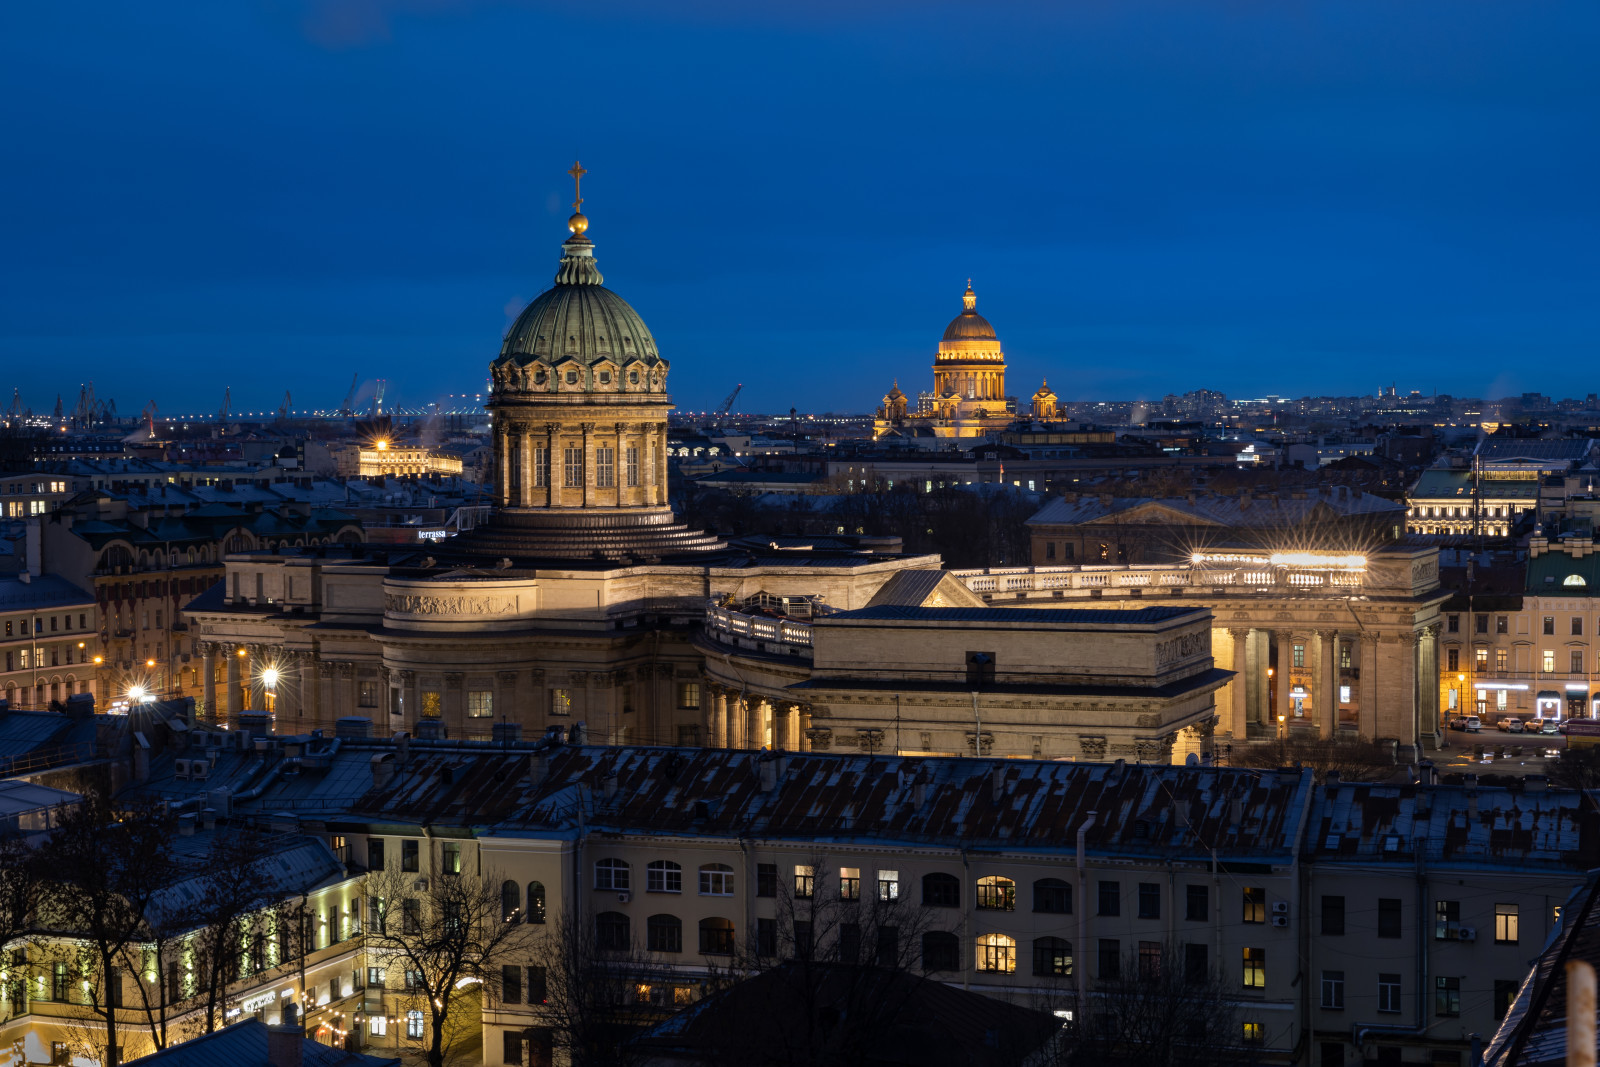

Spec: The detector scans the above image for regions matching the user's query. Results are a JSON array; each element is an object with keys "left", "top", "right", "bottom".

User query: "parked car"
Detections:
[
  {"left": 1497, "top": 717, "right": 1524, "bottom": 733},
  {"left": 1537, "top": 719, "right": 1561, "bottom": 735},
  {"left": 1463, "top": 716, "right": 1482, "bottom": 732}
]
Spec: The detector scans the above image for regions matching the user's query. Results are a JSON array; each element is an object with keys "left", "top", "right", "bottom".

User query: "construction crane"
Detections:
[
  {"left": 141, "top": 400, "right": 158, "bottom": 438},
  {"left": 369, "top": 379, "right": 387, "bottom": 418},
  {"left": 339, "top": 372, "right": 359, "bottom": 417},
  {"left": 218, "top": 387, "right": 231, "bottom": 422},
  {"left": 715, "top": 383, "right": 743, "bottom": 426},
  {"left": 277, "top": 391, "right": 291, "bottom": 421}
]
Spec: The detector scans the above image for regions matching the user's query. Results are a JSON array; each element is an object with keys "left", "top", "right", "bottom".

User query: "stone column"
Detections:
[
  {"left": 784, "top": 702, "right": 801, "bottom": 751},
  {"left": 1360, "top": 634, "right": 1380, "bottom": 739},
  {"left": 1419, "top": 626, "right": 1440, "bottom": 749},
  {"left": 495, "top": 431, "right": 509, "bottom": 507},
  {"left": 799, "top": 706, "right": 813, "bottom": 752},
  {"left": 519, "top": 429, "right": 534, "bottom": 507},
  {"left": 1227, "top": 628, "right": 1249, "bottom": 738},
  {"left": 753, "top": 698, "right": 769, "bottom": 750},
  {"left": 399, "top": 670, "right": 416, "bottom": 725},
  {"left": 544, "top": 423, "right": 559, "bottom": 507},
  {"left": 714, "top": 689, "right": 729, "bottom": 748},
  {"left": 200, "top": 642, "right": 216, "bottom": 722},
  {"left": 581, "top": 423, "right": 595, "bottom": 507},
  {"left": 1250, "top": 629, "right": 1271, "bottom": 727},
  {"left": 729, "top": 694, "right": 747, "bottom": 749},
  {"left": 656, "top": 424, "right": 670, "bottom": 506},
  {"left": 225, "top": 647, "right": 242, "bottom": 721},
  {"left": 614, "top": 422, "right": 626, "bottom": 506},
  {"left": 1317, "top": 630, "right": 1338, "bottom": 740},
  {"left": 1274, "top": 631, "right": 1292, "bottom": 734}
]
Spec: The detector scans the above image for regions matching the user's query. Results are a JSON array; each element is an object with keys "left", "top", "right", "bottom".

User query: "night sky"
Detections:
[{"left": 4, "top": 1, "right": 1598, "bottom": 416}]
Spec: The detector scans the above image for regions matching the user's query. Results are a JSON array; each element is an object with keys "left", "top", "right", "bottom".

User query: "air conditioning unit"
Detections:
[
  {"left": 1271, "top": 901, "right": 1289, "bottom": 915},
  {"left": 1457, "top": 926, "right": 1476, "bottom": 942},
  {"left": 174, "top": 759, "right": 191, "bottom": 780},
  {"left": 1270, "top": 915, "right": 1290, "bottom": 928},
  {"left": 191, "top": 762, "right": 210, "bottom": 781},
  {"left": 617, "top": 891, "right": 632, "bottom": 903},
  {"left": 413, "top": 877, "right": 430, "bottom": 891}
]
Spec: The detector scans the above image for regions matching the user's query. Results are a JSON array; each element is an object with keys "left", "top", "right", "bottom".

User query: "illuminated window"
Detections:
[
  {"left": 793, "top": 865, "right": 814, "bottom": 899},
  {"left": 1242, "top": 887, "right": 1266, "bottom": 924},
  {"left": 676, "top": 683, "right": 700, "bottom": 709},
  {"left": 976, "top": 876, "right": 1016, "bottom": 911},
  {"left": 976, "top": 933, "right": 1016, "bottom": 973},
  {"left": 405, "top": 1010, "right": 424, "bottom": 1038},
  {"left": 1476, "top": 648, "right": 1489, "bottom": 670},
  {"left": 1543, "top": 650, "right": 1555, "bottom": 674},
  {"left": 1242, "top": 947, "right": 1266, "bottom": 989},
  {"left": 1495, "top": 904, "right": 1519, "bottom": 945},
  {"left": 549, "top": 689, "right": 572, "bottom": 716},
  {"left": 839, "top": 867, "right": 861, "bottom": 901},
  {"left": 466, "top": 690, "right": 493, "bottom": 718},
  {"left": 1496, "top": 648, "right": 1507, "bottom": 672},
  {"left": 1292, "top": 644, "right": 1305, "bottom": 668},
  {"left": 1243, "top": 1022, "right": 1263, "bottom": 1045},
  {"left": 877, "top": 870, "right": 899, "bottom": 902}
]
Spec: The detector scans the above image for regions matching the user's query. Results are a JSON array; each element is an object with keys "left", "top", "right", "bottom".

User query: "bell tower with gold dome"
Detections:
[{"left": 458, "top": 163, "right": 722, "bottom": 561}]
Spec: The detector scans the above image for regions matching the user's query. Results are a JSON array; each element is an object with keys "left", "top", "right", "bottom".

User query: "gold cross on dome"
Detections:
[{"left": 568, "top": 160, "right": 587, "bottom": 213}]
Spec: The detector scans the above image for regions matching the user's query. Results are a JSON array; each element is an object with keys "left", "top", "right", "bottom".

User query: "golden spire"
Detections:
[
  {"left": 567, "top": 160, "right": 590, "bottom": 236},
  {"left": 963, "top": 279, "right": 977, "bottom": 312}
]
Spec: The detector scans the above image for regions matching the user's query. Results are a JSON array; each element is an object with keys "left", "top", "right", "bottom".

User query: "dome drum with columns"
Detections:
[{"left": 459, "top": 167, "right": 721, "bottom": 561}]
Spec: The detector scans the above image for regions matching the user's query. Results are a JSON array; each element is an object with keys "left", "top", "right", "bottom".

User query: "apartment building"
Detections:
[
  {"left": 0, "top": 573, "right": 99, "bottom": 708},
  {"left": 1438, "top": 535, "right": 1600, "bottom": 722},
  {"left": 58, "top": 721, "right": 1592, "bottom": 1067}
]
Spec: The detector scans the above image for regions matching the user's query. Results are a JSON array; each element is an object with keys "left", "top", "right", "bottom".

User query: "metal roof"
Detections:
[{"left": 123, "top": 1017, "right": 396, "bottom": 1067}]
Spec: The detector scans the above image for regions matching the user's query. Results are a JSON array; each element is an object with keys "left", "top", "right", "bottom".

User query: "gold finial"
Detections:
[{"left": 962, "top": 279, "right": 977, "bottom": 312}]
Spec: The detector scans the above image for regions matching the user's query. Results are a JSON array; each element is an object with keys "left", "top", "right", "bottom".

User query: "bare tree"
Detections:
[
  {"left": 180, "top": 831, "right": 288, "bottom": 1034},
  {"left": 0, "top": 829, "right": 44, "bottom": 947},
  {"left": 1064, "top": 942, "right": 1249, "bottom": 1067},
  {"left": 529, "top": 907, "right": 675, "bottom": 1067},
  {"left": 366, "top": 862, "right": 537, "bottom": 1067},
  {"left": 34, "top": 792, "right": 174, "bottom": 1067},
  {"left": 694, "top": 858, "right": 948, "bottom": 1067},
  {"left": 1225, "top": 736, "right": 1398, "bottom": 783}
]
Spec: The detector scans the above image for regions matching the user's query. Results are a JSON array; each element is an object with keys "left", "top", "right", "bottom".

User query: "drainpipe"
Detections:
[
  {"left": 961, "top": 848, "right": 971, "bottom": 991},
  {"left": 1076, "top": 812, "right": 1098, "bottom": 1011}
]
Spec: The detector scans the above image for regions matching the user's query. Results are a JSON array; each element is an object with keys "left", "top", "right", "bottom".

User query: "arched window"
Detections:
[
  {"left": 698, "top": 917, "right": 735, "bottom": 956},
  {"left": 1033, "top": 878, "right": 1072, "bottom": 914},
  {"left": 922, "top": 931, "right": 959, "bottom": 972},
  {"left": 595, "top": 912, "right": 630, "bottom": 952},
  {"left": 976, "top": 876, "right": 1015, "bottom": 912},
  {"left": 527, "top": 882, "right": 546, "bottom": 924},
  {"left": 699, "top": 863, "right": 734, "bottom": 896},
  {"left": 976, "top": 933, "right": 1016, "bottom": 973},
  {"left": 501, "top": 880, "right": 521, "bottom": 923},
  {"left": 647, "top": 914, "right": 682, "bottom": 953},
  {"left": 646, "top": 860, "right": 682, "bottom": 894},
  {"left": 595, "top": 858, "right": 630, "bottom": 891},
  {"left": 1033, "top": 937, "right": 1072, "bottom": 977},
  {"left": 923, "top": 872, "right": 960, "bottom": 908}
]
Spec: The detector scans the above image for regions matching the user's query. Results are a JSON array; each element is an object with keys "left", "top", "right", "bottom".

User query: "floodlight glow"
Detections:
[
  {"left": 127, "top": 685, "right": 148, "bottom": 703},
  {"left": 262, "top": 668, "right": 281, "bottom": 689},
  {"left": 1267, "top": 552, "right": 1367, "bottom": 571}
]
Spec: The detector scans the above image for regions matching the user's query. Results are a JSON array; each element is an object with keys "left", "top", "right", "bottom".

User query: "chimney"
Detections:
[
  {"left": 335, "top": 717, "right": 372, "bottom": 740},
  {"left": 200, "top": 808, "right": 216, "bottom": 831},
  {"left": 371, "top": 753, "right": 395, "bottom": 789},
  {"left": 529, "top": 752, "right": 550, "bottom": 788},
  {"left": 758, "top": 758, "right": 777, "bottom": 793},
  {"left": 991, "top": 765, "right": 1006, "bottom": 802},
  {"left": 267, "top": 1018, "right": 304, "bottom": 1067},
  {"left": 601, "top": 773, "right": 618, "bottom": 801},
  {"left": 178, "top": 812, "right": 197, "bottom": 836},
  {"left": 912, "top": 776, "right": 928, "bottom": 809}
]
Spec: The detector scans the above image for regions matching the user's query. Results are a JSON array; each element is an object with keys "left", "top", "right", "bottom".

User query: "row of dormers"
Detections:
[{"left": 491, "top": 354, "right": 670, "bottom": 396}]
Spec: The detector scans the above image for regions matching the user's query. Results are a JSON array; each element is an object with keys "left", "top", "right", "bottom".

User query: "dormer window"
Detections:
[
  {"left": 1565, "top": 574, "right": 1587, "bottom": 587},
  {"left": 629, "top": 371, "right": 640, "bottom": 385},
  {"left": 566, "top": 371, "right": 579, "bottom": 385},
  {"left": 599, "top": 371, "right": 611, "bottom": 384}
]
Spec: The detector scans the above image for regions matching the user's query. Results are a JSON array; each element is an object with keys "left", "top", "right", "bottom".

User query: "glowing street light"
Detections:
[
  {"left": 128, "top": 685, "right": 149, "bottom": 703},
  {"left": 262, "top": 668, "right": 281, "bottom": 690}
]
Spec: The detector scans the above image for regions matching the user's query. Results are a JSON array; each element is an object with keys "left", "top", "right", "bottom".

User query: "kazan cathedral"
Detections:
[
  {"left": 873, "top": 282, "right": 1058, "bottom": 440},
  {"left": 182, "top": 168, "right": 1224, "bottom": 767}
]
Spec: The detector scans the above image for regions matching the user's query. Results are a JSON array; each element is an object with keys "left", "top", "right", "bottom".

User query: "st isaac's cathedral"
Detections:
[{"left": 183, "top": 169, "right": 1225, "bottom": 765}]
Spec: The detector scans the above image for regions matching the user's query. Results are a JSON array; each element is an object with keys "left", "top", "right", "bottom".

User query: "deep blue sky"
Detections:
[{"left": 4, "top": 1, "right": 1598, "bottom": 416}]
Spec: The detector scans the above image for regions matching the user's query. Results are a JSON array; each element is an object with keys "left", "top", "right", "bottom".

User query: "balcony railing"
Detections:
[
  {"left": 953, "top": 564, "right": 1363, "bottom": 596},
  {"left": 704, "top": 603, "right": 813, "bottom": 653}
]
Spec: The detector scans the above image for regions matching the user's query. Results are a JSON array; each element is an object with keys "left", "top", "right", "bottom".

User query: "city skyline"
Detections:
[{"left": 4, "top": 2, "right": 1599, "bottom": 414}]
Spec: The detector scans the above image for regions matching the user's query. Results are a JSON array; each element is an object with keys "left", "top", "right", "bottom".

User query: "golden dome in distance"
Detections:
[{"left": 942, "top": 279, "right": 997, "bottom": 341}]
